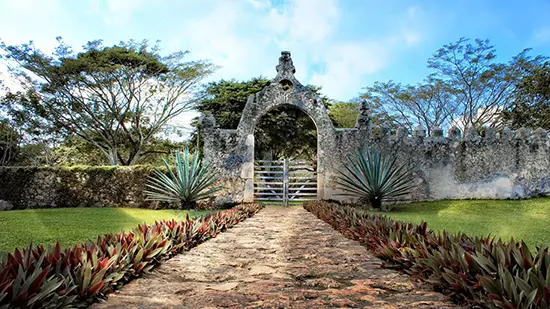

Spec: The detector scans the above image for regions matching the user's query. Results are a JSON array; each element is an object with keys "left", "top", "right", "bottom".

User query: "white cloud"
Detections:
[
  {"left": 88, "top": 0, "right": 150, "bottom": 26},
  {"left": 168, "top": 0, "right": 422, "bottom": 101},
  {"left": 309, "top": 41, "right": 391, "bottom": 99}
]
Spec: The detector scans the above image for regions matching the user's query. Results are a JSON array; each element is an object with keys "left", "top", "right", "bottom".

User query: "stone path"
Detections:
[{"left": 92, "top": 207, "right": 462, "bottom": 309}]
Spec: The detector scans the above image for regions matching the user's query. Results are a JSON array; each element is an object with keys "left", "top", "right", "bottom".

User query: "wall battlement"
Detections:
[{"left": 343, "top": 124, "right": 550, "bottom": 144}]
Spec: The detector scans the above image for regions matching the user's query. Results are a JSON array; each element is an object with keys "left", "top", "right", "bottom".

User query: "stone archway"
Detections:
[
  {"left": 200, "top": 51, "right": 356, "bottom": 205},
  {"left": 235, "top": 52, "right": 336, "bottom": 202}
]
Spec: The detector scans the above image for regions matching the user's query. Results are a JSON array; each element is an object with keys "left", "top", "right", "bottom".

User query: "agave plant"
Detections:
[
  {"left": 336, "top": 145, "right": 415, "bottom": 209},
  {"left": 144, "top": 148, "right": 222, "bottom": 209}
]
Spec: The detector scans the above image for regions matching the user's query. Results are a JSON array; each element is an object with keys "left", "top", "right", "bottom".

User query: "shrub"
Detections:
[
  {"left": 144, "top": 148, "right": 222, "bottom": 210},
  {"left": 335, "top": 145, "right": 415, "bottom": 209},
  {"left": 304, "top": 200, "right": 550, "bottom": 309},
  {"left": 0, "top": 203, "right": 263, "bottom": 308}
]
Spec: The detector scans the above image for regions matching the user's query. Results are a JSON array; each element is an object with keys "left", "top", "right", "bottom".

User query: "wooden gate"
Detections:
[{"left": 254, "top": 159, "right": 317, "bottom": 206}]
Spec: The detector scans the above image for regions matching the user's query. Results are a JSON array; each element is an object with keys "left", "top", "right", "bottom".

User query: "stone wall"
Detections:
[
  {"left": 323, "top": 126, "right": 550, "bottom": 202},
  {"left": 200, "top": 51, "right": 550, "bottom": 204}
]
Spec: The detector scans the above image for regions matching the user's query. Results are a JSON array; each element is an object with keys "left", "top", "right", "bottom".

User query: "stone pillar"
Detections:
[{"left": 242, "top": 134, "right": 255, "bottom": 202}]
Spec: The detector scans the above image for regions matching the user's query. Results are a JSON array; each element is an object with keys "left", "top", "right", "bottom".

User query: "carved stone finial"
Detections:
[
  {"left": 276, "top": 51, "right": 296, "bottom": 75},
  {"left": 499, "top": 126, "right": 513, "bottom": 139},
  {"left": 482, "top": 127, "right": 497, "bottom": 140},
  {"left": 465, "top": 127, "right": 480, "bottom": 141},
  {"left": 533, "top": 128, "right": 548, "bottom": 140},
  {"left": 355, "top": 100, "right": 370, "bottom": 129},
  {"left": 514, "top": 127, "right": 529, "bottom": 139}
]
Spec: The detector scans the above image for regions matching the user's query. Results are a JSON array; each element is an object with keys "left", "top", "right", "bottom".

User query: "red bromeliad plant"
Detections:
[
  {"left": 304, "top": 200, "right": 550, "bottom": 309},
  {"left": 0, "top": 203, "right": 263, "bottom": 308}
]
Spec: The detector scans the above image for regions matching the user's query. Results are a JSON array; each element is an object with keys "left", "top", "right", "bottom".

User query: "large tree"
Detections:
[
  {"left": 362, "top": 38, "right": 542, "bottom": 133},
  {"left": 363, "top": 78, "right": 457, "bottom": 134},
  {"left": 427, "top": 38, "right": 524, "bottom": 130},
  {"left": 0, "top": 120, "right": 20, "bottom": 166},
  {"left": 0, "top": 38, "right": 214, "bottom": 165},
  {"left": 502, "top": 60, "right": 550, "bottom": 130}
]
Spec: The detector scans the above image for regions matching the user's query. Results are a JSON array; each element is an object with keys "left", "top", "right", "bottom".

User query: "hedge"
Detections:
[{"left": 0, "top": 165, "right": 165, "bottom": 210}]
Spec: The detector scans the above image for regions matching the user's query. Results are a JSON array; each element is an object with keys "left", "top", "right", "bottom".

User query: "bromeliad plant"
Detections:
[
  {"left": 304, "top": 200, "right": 550, "bottom": 309},
  {"left": 336, "top": 145, "right": 415, "bottom": 209},
  {"left": 144, "top": 148, "right": 222, "bottom": 209}
]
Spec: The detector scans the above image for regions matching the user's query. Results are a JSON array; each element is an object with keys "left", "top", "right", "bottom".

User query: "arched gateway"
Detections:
[
  {"left": 200, "top": 51, "right": 350, "bottom": 204},
  {"left": 199, "top": 51, "right": 550, "bottom": 205}
]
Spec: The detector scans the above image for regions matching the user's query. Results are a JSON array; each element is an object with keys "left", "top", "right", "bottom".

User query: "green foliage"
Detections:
[
  {"left": 336, "top": 145, "right": 415, "bottom": 209},
  {"left": 195, "top": 77, "right": 271, "bottom": 129},
  {"left": 144, "top": 148, "right": 222, "bottom": 209},
  {"left": 363, "top": 78, "right": 457, "bottom": 134},
  {"left": 0, "top": 38, "right": 215, "bottom": 165},
  {"left": 254, "top": 105, "right": 317, "bottom": 160},
  {"left": 362, "top": 37, "right": 545, "bottom": 132},
  {"left": 0, "top": 121, "right": 21, "bottom": 166},
  {"left": 0, "top": 203, "right": 263, "bottom": 308},
  {"left": 305, "top": 200, "right": 550, "bottom": 309},
  {"left": 502, "top": 61, "right": 550, "bottom": 130},
  {"left": 328, "top": 101, "right": 360, "bottom": 128}
]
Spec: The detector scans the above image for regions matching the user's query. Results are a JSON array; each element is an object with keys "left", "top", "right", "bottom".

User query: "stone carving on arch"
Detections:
[{"left": 235, "top": 51, "right": 337, "bottom": 201}]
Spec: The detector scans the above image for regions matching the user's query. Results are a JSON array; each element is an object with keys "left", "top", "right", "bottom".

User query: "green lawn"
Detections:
[
  {"left": 369, "top": 197, "right": 550, "bottom": 248},
  {"left": 0, "top": 208, "right": 212, "bottom": 252}
]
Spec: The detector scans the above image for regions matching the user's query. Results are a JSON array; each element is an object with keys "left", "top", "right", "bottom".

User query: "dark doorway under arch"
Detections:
[{"left": 254, "top": 105, "right": 318, "bottom": 162}]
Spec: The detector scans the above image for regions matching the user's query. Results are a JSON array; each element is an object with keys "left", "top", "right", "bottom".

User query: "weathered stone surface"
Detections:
[
  {"left": 201, "top": 51, "right": 550, "bottom": 203},
  {"left": 91, "top": 207, "right": 461, "bottom": 309},
  {"left": 0, "top": 200, "right": 13, "bottom": 211}
]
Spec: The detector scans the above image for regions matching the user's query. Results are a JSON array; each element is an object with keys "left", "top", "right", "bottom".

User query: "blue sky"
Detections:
[{"left": 1, "top": 0, "right": 549, "bottom": 102}]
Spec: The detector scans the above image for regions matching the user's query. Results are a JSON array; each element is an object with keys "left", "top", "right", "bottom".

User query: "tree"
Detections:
[
  {"left": 195, "top": 77, "right": 271, "bottom": 129},
  {"left": 254, "top": 105, "right": 317, "bottom": 160},
  {"left": 0, "top": 38, "right": 215, "bottom": 165},
  {"left": 363, "top": 78, "right": 457, "bottom": 134},
  {"left": 427, "top": 38, "right": 521, "bottom": 130},
  {"left": 328, "top": 101, "right": 359, "bottom": 128},
  {"left": 502, "top": 61, "right": 550, "bottom": 130},
  {"left": 0, "top": 121, "right": 20, "bottom": 166},
  {"left": 361, "top": 38, "right": 543, "bottom": 133}
]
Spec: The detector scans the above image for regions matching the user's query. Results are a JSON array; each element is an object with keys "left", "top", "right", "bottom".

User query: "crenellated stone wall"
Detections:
[
  {"left": 323, "top": 125, "right": 550, "bottom": 202},
  {"left": 201, "top": 51, "right": 550, "bottom": 204}
]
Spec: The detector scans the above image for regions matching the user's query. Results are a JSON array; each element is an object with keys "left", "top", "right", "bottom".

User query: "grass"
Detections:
[
  {"left": 368, "top": 197, "right": 550, "bottom": 249},
  {"left": 0, "top": 208, "right": 212, "bottom": 253}
]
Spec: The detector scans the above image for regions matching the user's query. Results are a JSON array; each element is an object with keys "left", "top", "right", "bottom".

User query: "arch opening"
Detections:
[{"left": 254, "top": 104, "right": 318, "bottom": 162}]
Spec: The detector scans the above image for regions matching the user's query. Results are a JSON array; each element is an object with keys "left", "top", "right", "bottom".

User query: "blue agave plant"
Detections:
[
  {"left": 336, "top": 145, "right": 415, "bottom": 209},
  {"left": 144, "top": 148, "right": 222, "bottom": 209}
]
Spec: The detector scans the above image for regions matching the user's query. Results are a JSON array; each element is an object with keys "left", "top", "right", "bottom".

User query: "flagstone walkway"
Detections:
[{"left": 91, "top": 207, "right": 462, "bottom": 309}]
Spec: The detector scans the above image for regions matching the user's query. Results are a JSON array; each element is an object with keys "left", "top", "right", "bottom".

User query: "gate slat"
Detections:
[{"left": 254, "top": 159, "right": 317, "bottom": 206}]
